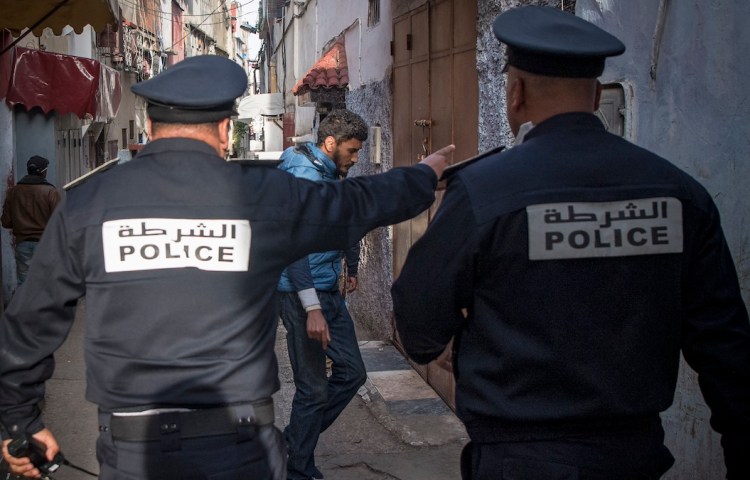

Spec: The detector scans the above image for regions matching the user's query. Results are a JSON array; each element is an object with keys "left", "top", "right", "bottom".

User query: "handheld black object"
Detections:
[{"left": 7, "top": 435, "right": 63, "bottom": 474}]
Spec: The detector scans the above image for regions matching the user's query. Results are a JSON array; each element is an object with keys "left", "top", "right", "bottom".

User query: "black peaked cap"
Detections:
[
  {"left": 493, "top": 6, "right": 625, "bottom": 78},
  {"left": 131, "top": 55, "right": 248, "bottom": 123}
]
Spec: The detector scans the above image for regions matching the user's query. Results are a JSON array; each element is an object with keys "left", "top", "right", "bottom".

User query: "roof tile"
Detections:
[{"left": 292, "top": 38, "right": 349, "bottom": 95}]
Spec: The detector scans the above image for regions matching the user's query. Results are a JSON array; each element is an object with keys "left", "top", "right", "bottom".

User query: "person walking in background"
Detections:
[
  {"left": 277, "top": 110, "right": 368, "bottom": 480},
  {"left": 1, "top": 155, "right": 61, "bottom": 287},
  {"left": 392, "top": 6, "right": 750, "bottom": 480}
]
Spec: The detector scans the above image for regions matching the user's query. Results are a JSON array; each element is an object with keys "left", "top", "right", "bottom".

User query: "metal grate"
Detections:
[{"left": 368, "top": 0, "right": 380, "bottom": 27}]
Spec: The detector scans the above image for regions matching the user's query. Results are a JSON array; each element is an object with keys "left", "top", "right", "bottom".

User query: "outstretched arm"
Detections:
[{"left": 282, "top": 145, "right": 455, "bottom": 263}]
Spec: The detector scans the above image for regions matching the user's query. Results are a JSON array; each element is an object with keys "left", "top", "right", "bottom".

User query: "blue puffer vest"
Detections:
[{"left": 277, "top": 143, "right": 344, "bottom": 292}]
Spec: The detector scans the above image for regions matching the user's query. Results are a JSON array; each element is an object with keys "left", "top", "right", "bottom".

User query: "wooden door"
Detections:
[{"left": 392, "top": 0, "right": 478, "bottom": 410}]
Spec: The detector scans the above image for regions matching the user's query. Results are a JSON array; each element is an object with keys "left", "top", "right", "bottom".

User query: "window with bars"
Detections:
[{"left": 368, "top": 0, "right": 380, "bottom": 27}]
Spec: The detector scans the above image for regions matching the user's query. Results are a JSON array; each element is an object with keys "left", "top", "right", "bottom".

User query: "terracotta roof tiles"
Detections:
[{"left": 292, "top": 38, "right": 349, "bottom": 96}]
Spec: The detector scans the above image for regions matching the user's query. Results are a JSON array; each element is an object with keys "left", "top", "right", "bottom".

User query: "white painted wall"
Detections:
[
  {"left": 273, "top": 0, "right": 393, "bottom": 109},
  {"left": 40, "top": 25, "right": 95, "bottom": 58},
  {"left": 579, "top": 1, "right": 750, "bottom": 478},
  {"left": 264, "top": 117, "right": 284, "bottom": 151},
  {"left": 312, "top": 0, "right": 393, "bottom": 86},
  {"left": 161, "top": 0, "right": 173, "bottom": 54}
]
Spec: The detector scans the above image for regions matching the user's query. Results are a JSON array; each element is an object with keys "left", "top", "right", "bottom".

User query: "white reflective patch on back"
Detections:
[
  {"left": 102, "top": 218, "right": 251, "bottom": 272},
  {"left": 527, "top": 197, "right": 683, "bottom": 260}
]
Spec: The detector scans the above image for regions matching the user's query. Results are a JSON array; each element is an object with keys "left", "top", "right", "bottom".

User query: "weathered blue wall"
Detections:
[
  {"left": 579, "top": 1, "right": 750, "bottom": 478},
  {"left": 14, "top": 109, "right": 57, "bottom": 183}
]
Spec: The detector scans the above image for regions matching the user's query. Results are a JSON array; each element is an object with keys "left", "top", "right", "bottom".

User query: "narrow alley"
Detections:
[{"left": 37, "top": 301, "right": 466, "bottom": 480}]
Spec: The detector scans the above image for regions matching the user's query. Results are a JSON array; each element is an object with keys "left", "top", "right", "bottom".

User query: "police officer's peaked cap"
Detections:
[
  {"left": 131, "top": 55, "right": 248, "bottom": 123},
  {"left": 493, "top": 6, "right": 625, "bottom": 78}
]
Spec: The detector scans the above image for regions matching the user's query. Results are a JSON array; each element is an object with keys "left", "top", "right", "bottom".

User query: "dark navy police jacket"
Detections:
[
  {"left": 392, "top": 113, "right": 750, "bottom": 475},
  {"left": 0, "top": 137, "right": 437, "bottom": 435}
]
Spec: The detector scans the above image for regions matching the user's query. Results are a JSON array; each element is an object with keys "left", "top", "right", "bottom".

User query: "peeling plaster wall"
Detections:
[
  {"left": 0, "top": 105, "right": 14, "bottom": 306},
  {"left": 477, "top": 0, "right": 570, "bottom": 152},
  {"left": 345, "top": 78, "right": 396, "bottom": 340},
  {"left": 578, "top": 1, "right": 750, "bottom": 477},
  {"left": 342, "top": 0, "right": 570, "bottom": 340},
  {"left": 580, "top": 0, "right": 750, "bottom": 305}
]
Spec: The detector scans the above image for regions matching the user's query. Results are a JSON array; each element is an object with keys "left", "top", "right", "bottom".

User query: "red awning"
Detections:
[
  {"left": 292, "top": 38, "right": 349, "bottom": 96},
  {"left": 4, "top": 47, "right": 121, "bottom": 121}
]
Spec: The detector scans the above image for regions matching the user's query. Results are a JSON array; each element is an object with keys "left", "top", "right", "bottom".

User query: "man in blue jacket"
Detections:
[{"left": 277, "top": 110, "right": 368, "bottom": 480}]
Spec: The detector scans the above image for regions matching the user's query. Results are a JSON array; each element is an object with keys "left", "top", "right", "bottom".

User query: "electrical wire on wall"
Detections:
[
  {"left": 118, "top": 0, "right": 257, "bottom": 25},
  {"left": 114, "top": 0, "right": 243, "bottom": 81}
]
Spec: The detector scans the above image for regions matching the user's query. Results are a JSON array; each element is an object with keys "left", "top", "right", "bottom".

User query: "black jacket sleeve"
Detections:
[
  {"left": 0, "top": 202, "right": 85, "bottom": 436},
  {"left": 344, "top": 241, "right": 360, "bottom": 277},
  {"left": 283, "top": 164, "right": 437, "bottom": 262},
  {"left": 392, "top": 176, "right": 478, "bottom": 364},
  {"left": 286, "top": 256, "right": 315, "bottom": 291},
  {"left": 680, "top": 201, "right": 750, "bottom": 479}
]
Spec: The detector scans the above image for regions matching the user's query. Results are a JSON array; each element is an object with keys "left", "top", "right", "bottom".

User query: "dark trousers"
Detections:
[
  {"left": 460, "top": 430, "right": 675, "bottom": 480},
  {"left": 14, "top": 240, "right": 37, "bottom": 286},
  {"left": 279, "top": 291, "right": 367, "bottom": 480},
  {"left": 97, "top": 413, "right": 286, "bottom": 480}
]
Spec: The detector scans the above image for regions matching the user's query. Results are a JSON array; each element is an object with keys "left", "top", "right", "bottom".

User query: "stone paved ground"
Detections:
[{"left": 34, "top": 302, "right": 467, "bottom": 480}]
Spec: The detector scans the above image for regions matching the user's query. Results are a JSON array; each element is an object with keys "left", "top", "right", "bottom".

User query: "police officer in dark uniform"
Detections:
[
  {"left": 392, "top": 6, "right": 750, "bottom": 480},
  {"left": 0, "top": 55, "right": 454, "bottom": 479}
]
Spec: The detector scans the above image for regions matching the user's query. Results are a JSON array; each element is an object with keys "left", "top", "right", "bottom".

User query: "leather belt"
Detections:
[{"left": 108, "top": 400, "right": 275, "bottom": 442}]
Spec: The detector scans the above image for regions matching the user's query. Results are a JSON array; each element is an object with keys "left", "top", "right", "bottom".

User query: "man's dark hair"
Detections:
[{"left": 316, "top": 110, "right": 368, "bottom": 146}]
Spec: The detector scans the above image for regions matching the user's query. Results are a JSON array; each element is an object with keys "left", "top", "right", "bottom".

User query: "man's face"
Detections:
[{"left": 332, "top": 138, "right": 363, "bottom": 177}]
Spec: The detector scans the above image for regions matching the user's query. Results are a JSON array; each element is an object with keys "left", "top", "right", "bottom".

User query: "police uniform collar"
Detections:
[
  {"left": 139, "top": 137, "right": 225, "bottom": 159},
  {"left": 522, "top": 113, "right": 606, "bottom": 143},
  {"left": 493, "top": 6, "right": 625, "bottom": 78}
]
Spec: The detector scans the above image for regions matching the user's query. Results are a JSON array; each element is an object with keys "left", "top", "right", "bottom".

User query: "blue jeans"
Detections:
[
  {"left": 279, "top": 291, "right": 367, "bottom": 480},
  {"left": 14, "top": 241, "right": 38, "bottom": 286}
]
